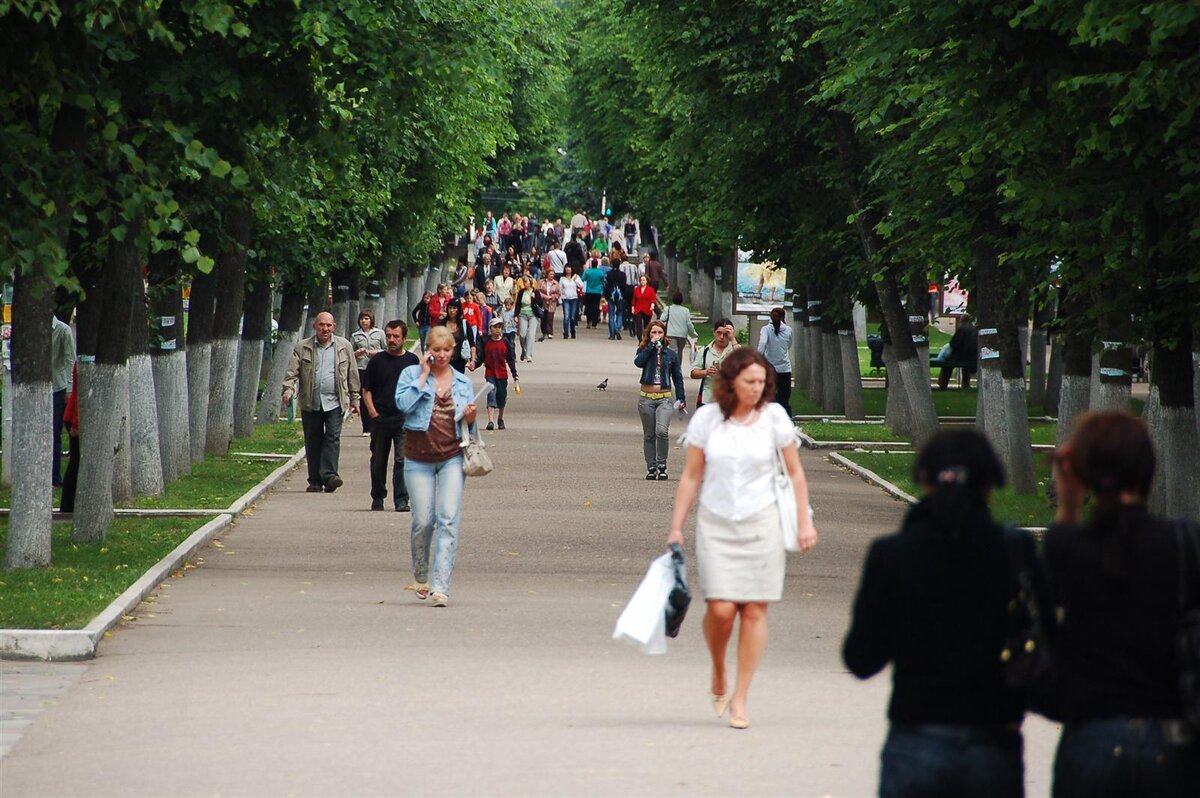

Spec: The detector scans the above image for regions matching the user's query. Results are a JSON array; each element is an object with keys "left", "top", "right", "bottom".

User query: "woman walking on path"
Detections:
[
  {"left": 666, "top": 348, "right": 816, "bottom": 730},
  {"left": 582, "top": 255, "right": 606, "bottom": 329},
  {"left": 395, "top": 327, "right": 479, "bottom": 608},
  {"left": 442, "top": 301, "right": 476, "bottom": 374},
  {"left": 494, "top": 263, "right": 516, "bottom": 306},
  {"left": 604, "top": 262, "right": 628, "bottom": 340},
  {"left": 559, "top": 264, "right": 584, "bottom": 340},
  {"left": 412, "top": 291, "right": 434, "bottom": 351},
  {"left": 843, "top": 429, "right": 1023, "bottom": 796},
  {"left": 537, "top": 269, "right": 560, "bottom": 340},
  {"left": 757, "top": 306, "right": 792, "bottom": 411},
  {"left": 634, "top": 320, "right": 687, "bottom": 480},
  {"left": 660, "top": 291, "right": 698, "bottom": 359},
  {"left": 1044, "top": 412, "right": 1200, "bottom": 796},
  {"left": 631, "top": 273, "right": 658, "bottom": 342},
  {"left": 351, "top": 311, "right": 386, "bottom": 434},
  {"left": 514, "top": 276, "right": 540, "bottom": 362}
]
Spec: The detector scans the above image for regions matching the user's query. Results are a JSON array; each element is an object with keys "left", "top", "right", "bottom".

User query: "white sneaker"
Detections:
[{"left": 431, "top": 592, "right": 449, "bottom": 607}]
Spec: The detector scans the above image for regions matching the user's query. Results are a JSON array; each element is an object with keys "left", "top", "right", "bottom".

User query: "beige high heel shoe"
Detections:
[{"left": 712, "top": 694, "right": 730, "bottom": 718}]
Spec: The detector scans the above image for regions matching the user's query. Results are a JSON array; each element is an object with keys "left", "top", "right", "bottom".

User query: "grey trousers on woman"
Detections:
[{"left": 638, "top": 395, "right": 674, "bottom": 471}]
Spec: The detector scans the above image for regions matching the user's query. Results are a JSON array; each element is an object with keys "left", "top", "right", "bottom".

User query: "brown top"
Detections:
[{"left": 404, "top": 392, "right": 461, "bottom": 463}]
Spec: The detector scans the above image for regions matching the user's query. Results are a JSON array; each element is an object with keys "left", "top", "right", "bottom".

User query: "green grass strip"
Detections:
[{"left": 0, "top": 516, "right": 217, "bottom": 629}]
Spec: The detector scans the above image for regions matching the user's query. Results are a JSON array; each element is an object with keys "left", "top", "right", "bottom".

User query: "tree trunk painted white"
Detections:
[
  {"left": 128, "top": 353, "right": 164, "bottom": 497},
  {"left": 821, "top": 331, "right": 844, "bottom": 414},
  {"left": 1146, "top": 386, "right": 1200, "bottom": 521},
  {"left": 883, "top": 345, "right": 912, "bottom": 438},
  {"left": 407, "top": 274, "right": 425, "bottom": 324},
  {"left": 894, "top": 355, "right": 939, "bottom": 446},
  {"left": 4, "top": 381, "right": 53, "bottom": 568},
  {"left": 110, "top": 362, "right": 132, "bottom": 504},
  {"left": 853, "top": 303, "right": 868, "bottom": 342},
  {"left": 206, "top": 336, "right": 239, "bottom": 455},
  {"left": 1089, "top": 353, "right": 1131, "bottom": 411},
  {"left": 332, "top": 301, "right": 350, "bottom": 335},
  {"left": 1044, "top": 336, "right": 1064, "bottom": 416},
  {"left": 1001, "top": 375, "right": 1037, "bottom": 495},
  {"left": 1055, "top": 374, "right": 1091, "bottom": 449},
  {"left": 1, "top": 366, "right": 11, "bottom": 487},
  {"left": 187, "top": 342, "right": 212, "bottom": 464},
  {"left": 152, "top": 349, "right": 190, "bottom": 482},
  {"left": 72, "top": 361, "right": 120, "bottom": 543},
  {"left": 839, "top": 330, "right": 865, "bottom": 420},
  {"left": 232, "top": 338, "right": 263, "bottom": 439},
  {"left": 259, "top": 330, "right": 298, "bottom": 424},
  {"left": 1194, "top": 351, "right": 1200, "bottom": 440}
]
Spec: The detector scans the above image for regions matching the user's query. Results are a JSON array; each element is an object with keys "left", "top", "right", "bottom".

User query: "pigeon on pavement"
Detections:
[{"left": 596, "top": 378, "right": 608, "bottom": 391}]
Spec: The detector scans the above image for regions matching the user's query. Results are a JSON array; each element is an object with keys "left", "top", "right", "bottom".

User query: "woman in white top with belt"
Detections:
[
  {"left": 756, "top": 306, "right": 793, "bottom": 410},
  {"left": 667, "top": 348, "right": 817, "bottom": 730}
]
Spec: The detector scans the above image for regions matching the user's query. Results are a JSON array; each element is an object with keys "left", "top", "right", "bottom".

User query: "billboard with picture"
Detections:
[{"left": 735, "top": 249, "right": 787, "bottom": 314}]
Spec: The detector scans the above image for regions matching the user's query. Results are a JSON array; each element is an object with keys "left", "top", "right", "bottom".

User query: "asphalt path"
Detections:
[{"left": 1, "top": 323, "right": 1060, "bottom": 796}]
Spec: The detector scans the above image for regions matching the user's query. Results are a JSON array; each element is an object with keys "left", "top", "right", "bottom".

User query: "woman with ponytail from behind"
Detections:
[
  {"left": 756, "top": 306, "right": 792, "bottom": 410},
  {"left": 1046, "top": 411, "right": 1199, "bottom": 797},
  {"left": 843, "top": 429, "right": 1026, "bottom": 797}
]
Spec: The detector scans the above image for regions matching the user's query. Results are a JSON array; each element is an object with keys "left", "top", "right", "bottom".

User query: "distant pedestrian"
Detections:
[
  {"left": 51, "top": 314, "right": 76, "bottom": 486},
  {"left": 757, "top": 307, "right": 792, "bottom": 411},
  {"left": 394, "top": 325, "right": 479, "bottom": 607},
  {"left": 558, "top": 264, "right": 583, "bottom": 340},
  {"left": 412, "top": 291, "right": 434, "bottom": 351},
  {"left": 59, "top": 364, "right": 80, "bottom": 512},
  {"left": 442, "top": 302, "right": 476, "bottom": 374},
  {"left": 631, "top": 274, "right": 657, "bottom": 341},
  {"left": 843, "top": 429, "right": 1016, "bottom": 793},
  {"left": 582, "top": 256, "right": 606, "bottom": 329},
  {"left": 660, "top": 291, "right": 698, "bottom": 360},
  {"left": 691, "top": 318, "right": 738, "bottom": 407},
  {"left": 644, "top": 251, "right": 666, "bottom": 291},
  {"left": 469, "top": 317, "right": 519, "bottom": 430},
  {"left": 363, "top": 320, "right": 419, "bottom": 512},
  {"left": 604, "top": 260, "right": 628, "bottom": 340},
  {"left": 351, "top": 310, "right": 386, "bottom": 435},
  {"left": 282, "top": 312, "right": 360, "bottom": 493},
  {"left": 537, "top": 269, "right": 561, "bottom": 340},
  {"left": 493, "top": 264, "right": 515, "bottom": 305},
  {"left": 624, "top": 215, "right": 638, "bottom": 253},
  {"left": 547, "top": 240, "right": 568, "bottom": 278},
  {"left": 514, "top": 276, "right": 540, "bottom": 362},
  {"left": 633, "top": 320, "right": 686, "bottom": 480},
  {"left": 668, "top": 347, "right": 816, "bottom": 730}
]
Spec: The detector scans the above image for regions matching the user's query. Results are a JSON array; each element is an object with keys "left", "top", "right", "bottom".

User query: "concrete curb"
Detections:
[
  {"left": 0, "top": 447, "right": 304, "bottom": 661},
  {"left": 828, "top": 451, "right": 1048, "bottom": 535}
]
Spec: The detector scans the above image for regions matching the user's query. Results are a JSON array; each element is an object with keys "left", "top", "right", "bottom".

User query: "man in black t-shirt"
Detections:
[{"left": 363, "top": 319, "right": 420, "bottom": 511}]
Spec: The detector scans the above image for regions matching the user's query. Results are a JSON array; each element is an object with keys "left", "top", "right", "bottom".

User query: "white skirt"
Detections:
[{"left": 696, "top": 503, "right": 785, "bottom": 603}]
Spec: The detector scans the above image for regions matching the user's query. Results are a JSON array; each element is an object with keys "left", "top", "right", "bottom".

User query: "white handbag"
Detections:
[
  {"left": 459, "top": 419, "right": 493, "bottom": 477},
  {"left": 774, "top": 446, "right": 813, "bottom": 552}
]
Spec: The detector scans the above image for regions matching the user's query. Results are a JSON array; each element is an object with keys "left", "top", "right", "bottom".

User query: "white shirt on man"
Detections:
[{"left": 684, "top": 402, "right": 797, "bottom": 520}]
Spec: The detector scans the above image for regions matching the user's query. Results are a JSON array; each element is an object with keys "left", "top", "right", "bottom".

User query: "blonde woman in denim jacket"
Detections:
[
  {"left": 634, "top": 319, "right": 686, "bottom": 480},
  {"left": 394, "top": 325, "right": 478, "bottom": 607}
]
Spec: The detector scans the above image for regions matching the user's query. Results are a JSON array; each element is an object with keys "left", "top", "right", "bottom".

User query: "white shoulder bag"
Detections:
[{"left": 774, "top": 445, "right": 813, "bottom": 552}]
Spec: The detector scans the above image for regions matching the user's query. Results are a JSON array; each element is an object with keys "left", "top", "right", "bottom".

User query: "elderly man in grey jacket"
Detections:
[{"left": 282, "top": 312, "right": 360, "bottom": 493}]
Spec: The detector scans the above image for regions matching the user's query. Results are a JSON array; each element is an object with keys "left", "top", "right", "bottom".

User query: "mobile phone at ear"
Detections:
[{"left": 426, "top": 354, "right": 435, "bottom": 364}]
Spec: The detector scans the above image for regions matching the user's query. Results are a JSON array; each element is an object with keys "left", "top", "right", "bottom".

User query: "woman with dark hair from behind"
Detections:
[
  {"left": 1045, "top": 411, "right": 1200, "bottom": 796},
  {"left": 843, "top": 429, "right": 1025, "bottom": 797},
  {"left": 756, "top": 306, "right": 792, "bottom": 410}
]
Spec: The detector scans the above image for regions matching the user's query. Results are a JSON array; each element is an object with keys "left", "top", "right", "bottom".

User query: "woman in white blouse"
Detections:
[
  {"left": 756, "top": 306, "right": 793, "bottom": 410},
  {"left": 666, "top": 348, "right": 817, "bottom": 730}
]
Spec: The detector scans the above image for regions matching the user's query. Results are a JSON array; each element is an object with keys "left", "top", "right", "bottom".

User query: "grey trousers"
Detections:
[
  {"left": 638, "top": 395, "right": 674, "bottom": 469},
  {"left": 302, "top": 408, "right": 343, "bottom": 487}
]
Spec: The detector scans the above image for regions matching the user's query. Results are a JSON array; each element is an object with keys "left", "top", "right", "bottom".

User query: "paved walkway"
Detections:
[{"left": 1, "top": 324, "right": 1059, "bottom": 796}]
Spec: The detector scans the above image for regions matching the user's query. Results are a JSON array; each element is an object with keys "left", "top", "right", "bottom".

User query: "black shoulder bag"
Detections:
[{"left": 1000, "top": 526, "right": 1061, "bottom": 719}]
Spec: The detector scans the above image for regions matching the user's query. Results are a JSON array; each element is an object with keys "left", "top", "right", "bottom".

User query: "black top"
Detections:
[
  {"left": 1043, "top": 509, "right": 1196, "bottom": 721},
  {"left": 362, "top": 350, "right": 419, "bottom": 415},
  {"left": 948, "top": 323, "right": 978, "bottom": 361},
  {"left": 843, "top": 500, "right": 1024, "bottom": 725}
]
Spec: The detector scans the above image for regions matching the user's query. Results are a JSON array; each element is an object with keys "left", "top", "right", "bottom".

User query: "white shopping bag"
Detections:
[{"left": 612, "top": 552, "right": 675, "bottom": 655}]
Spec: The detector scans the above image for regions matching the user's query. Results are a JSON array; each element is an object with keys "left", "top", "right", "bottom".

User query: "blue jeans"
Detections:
[
  {"left": 561, "top": 298, "right": 579, "bottom": 336},
  {"left": 1053, "top": 718, "right": 1200, "bottom": 798},
  {"left": 608, "top": 301, "right": 624, "bottom": 338},
  {"left": 418, "top": 324, "right": 431, "bottom": 350},
  {"left": 404, "top": 455, "right": 465, "bottom": 595},
  {"left": 881, "top": 723, "right": 1024, "bottom": 798}
]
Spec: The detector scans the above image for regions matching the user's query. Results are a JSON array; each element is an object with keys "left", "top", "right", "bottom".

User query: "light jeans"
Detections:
[
  {"left": 518, "top": 313, "right": 537, "bottom": 359},
  {"left": 404, "top": 455, "right": 465, "bottom": 595},
  {"left": 638, "top": 395, "right": 674, "bottom": 470}
]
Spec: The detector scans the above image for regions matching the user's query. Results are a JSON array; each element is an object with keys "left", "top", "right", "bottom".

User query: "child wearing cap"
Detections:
[{"left": 469, "top": 317, "right": 519, "bottom": 430}]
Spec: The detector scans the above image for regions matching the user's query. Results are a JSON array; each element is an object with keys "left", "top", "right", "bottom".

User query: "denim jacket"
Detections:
[
  {"left": 394, "top": 365, "right": 477, "bottom": 439},
  {"left": 634, "top": 343, "right": 686, "bottom": 402}
]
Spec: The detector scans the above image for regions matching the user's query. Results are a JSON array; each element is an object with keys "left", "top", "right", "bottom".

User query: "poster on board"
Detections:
[
  {"left": 735, "top": 249, "right": 788, "bottom": 314},
  {"left": 942, "top": 278, "right": 969, "bottom": 315}
]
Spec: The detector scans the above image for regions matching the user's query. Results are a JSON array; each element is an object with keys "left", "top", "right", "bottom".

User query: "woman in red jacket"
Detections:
[{"left": 631, "top": 274, "right": 658, "bottom": 342}]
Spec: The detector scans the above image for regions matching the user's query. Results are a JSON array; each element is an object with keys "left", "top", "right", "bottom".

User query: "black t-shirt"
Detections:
[{"left": 362, "top": 350, "right": 419, "bottom": 415}]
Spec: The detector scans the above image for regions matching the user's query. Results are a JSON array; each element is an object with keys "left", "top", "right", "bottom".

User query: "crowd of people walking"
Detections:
[{"left": 275, "top": 207, "right": 1197, "bottom": 796}]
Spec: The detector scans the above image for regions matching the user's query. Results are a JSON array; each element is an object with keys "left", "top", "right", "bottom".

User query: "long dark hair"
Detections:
[
  {"left": 1060, "top": 411, "right": 1155, "bottom": 581},
  {"left": 912, "top": 429, "right": 1006, "bottom": 540},
  {"left": 769, "top": 306, "right": 785, "bottom": 335}
]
